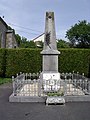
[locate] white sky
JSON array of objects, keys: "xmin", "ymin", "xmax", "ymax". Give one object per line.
[{"xmin": 0, "ymin": 0, "xmax": 90, "ymax": 40}]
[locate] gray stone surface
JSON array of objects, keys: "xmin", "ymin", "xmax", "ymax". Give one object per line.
[
  {"xmin": 6, "ymin": 30, "xmax": 17, "ymax": 48},
  {"xmin": 9, "ymin": 92, "xmax": 90, "ymax": 103},
  {"xmin": 65, "ymin": 95, "xmax": 90, "ymax": 102},
  {"xmin": 9, "ymin": 94, "xmax": 46, "ymax": 102},
  {"xmin": 41, "ymin": 12, "xmax": 60, "ymax": 74},
  {"xmin": 0, "ymin": 17, "xmax": 7, "ymax": 48},
  {"xmin": 0, "ymin": 17, "xmax": 17, "ymax": 48},
  {"xmin": 46, "ymin": 96, "xmax": 65, "ymax": 105},
  {"xmin": 1, "ymin": 83, "xmax": 90, "ymax": 120}
]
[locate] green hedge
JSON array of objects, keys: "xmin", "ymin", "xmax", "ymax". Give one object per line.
[
  {"xmin": 59, "ymin": 49, "xmax": 90, "ymax": 76},
  {"xmin": 0, "ymin": 49, "xmax": 6, "ymax": 77},
  {"xmin": 5, "ymin": 48, "xmax": 42, "ymax": 77},
  {"xmin": 0, "ymin": 48, "xmax": 90, "ymax": 77}
]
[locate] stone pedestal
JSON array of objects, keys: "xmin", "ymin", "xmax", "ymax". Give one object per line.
[
  {"xmin": 41, "ymin": 12, "xmax": 60, "ymax": 81},
  {"xmin": 46, "ymin": 96, "xmax": 65, "ymax": 105}
]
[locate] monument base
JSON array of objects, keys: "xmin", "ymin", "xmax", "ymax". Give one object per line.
[
  {"xmin": 40, "ymin": 72, "xmax": 60, "ymax": 80},
  {"xmin": 40, "ymin": 72, "xmax": 61, "ymax": 92}
]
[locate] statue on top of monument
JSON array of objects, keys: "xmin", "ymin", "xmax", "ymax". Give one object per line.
[{"xmin": 45, "ymin": 31, "xmax": 51, "ymax": 49}]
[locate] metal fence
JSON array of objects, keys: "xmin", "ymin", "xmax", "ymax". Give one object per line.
[
  {"xmin": 12, "ymin": 72, "xmax": 40, "ymax": 96},
  {"xmin": 12, "ymin": 72, "xmax": 90, "ymax": 97},
  {"xmin": 60, "ymin": 72, "xmax": 86, "ymax": 80}
]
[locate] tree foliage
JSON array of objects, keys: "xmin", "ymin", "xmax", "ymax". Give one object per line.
[
  {"xmin": 66, "ymin": 20, "xmax": 90, "ymax": 48},
  {"xmin": 20, "ymin": 39, "xmax": 36, "ymax": 48},
  {"xmin": 15, "ymin": 34, "xmax": 21, "ymax": 47},
  {"xmin": 15, "ymin": 35, "xmax": 36, "ymax": 48},
  {"xmin": 57, "ymin": 39, "xmax": 70, "ymax": 48}
]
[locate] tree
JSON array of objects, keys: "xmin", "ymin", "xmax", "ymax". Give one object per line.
[
  {"xmin": 20, "ymin": 39, "xmax": 36, "ymax": 48},
  {"xmin": 15, "ymin": 34, "xmax": 22, "ymax": 47},
  {"xmin": 66, "ymin": 20, "xmax": 90, "ymax": 48},
  {"xmin": 19, "ymin": 37, "xmax": 28, "ymax": 48},
  {"xmin": 0, "ymin": 32, "xmax": 1, "ymax": 47},
  {"xmin": 57, "ymin": 39, "xmax": 70, "ymax": 48},
  {"xmin": 28, "ymin": 41, "xmax": 36, "ymax": 48}
]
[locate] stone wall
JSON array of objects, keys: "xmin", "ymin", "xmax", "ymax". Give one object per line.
[
  {"xmin": 6, "ymin": 30, "xmax": 17, "ymax": 48},
  {"xmin": 0, "ymin": 19, "xmax": 7, "ymax": 48},
  {"xmin": 0, "ymin": 17, "xmax": 17, "ymax": 48}
]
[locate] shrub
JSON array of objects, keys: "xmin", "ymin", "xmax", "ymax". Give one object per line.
[
  {"xmin": 58, "ymin": 49, "xmax": 90, "ymax": 77},
  {"xmin": 0, "ymin": 49, "xmax": 6, "ymax": 77},
  {"xmin": 5, "ymin": 48, "xmax": 42, "ymax": 77},
  {"xmin": 0, "ymin": 48, "xmax": 90, "ymax": 78},
  {"xmin": 0, "ymin": 77, "xmax": 11, "ymax": 85}
]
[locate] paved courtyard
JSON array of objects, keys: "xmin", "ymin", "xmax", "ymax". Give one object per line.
[{"xmin": 0, "ymin": 83, "xmax": 90, "ymax": 120}]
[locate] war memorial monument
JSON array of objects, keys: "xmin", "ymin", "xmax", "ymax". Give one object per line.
[{"xmin": 9, "ymin": 12, "xmax": 90, "ymax": 104}]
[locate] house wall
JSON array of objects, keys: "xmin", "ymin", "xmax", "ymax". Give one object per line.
[
  {"xmin": 33, "ymin": 34, "xmax": 44, "ymax": 47},
  {"xmin": 33, "ymin": 34, "xmax": 44, "ymax": 42},
  {"xmin": 0, "ymin": 20, "xmax": 7, "ymax": 48},
  {"xmin": 6, "ymin": 32, "xmax": 17, "ymax": 48}
]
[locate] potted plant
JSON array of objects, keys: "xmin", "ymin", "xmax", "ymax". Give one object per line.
[
  {"xmin": 47, "ymin": 91, "xmax": 64, "ymax": 97},
  {"xmin": 46, "ymin": 91, "xmax": 65, "ymax": 105}
]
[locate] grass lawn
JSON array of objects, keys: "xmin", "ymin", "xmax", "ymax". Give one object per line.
[{"xmin": 0, "ymin": 78, "xmax": 12, "ymax": 85}]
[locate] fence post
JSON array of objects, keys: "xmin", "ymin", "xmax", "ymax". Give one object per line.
[
  {"xmin": 20, "ymin": 72, "xmax": 22, "ymax": 75},
  {"xmin": 38, "ymin": 79, "xmax": 41, "ymax": 97},
  {"xmin": 25, "ymin": 73, "xmax": 28, "ymax": 80},
  {"xmin": 36, "ymin": 72, "xmax": 39, "ymax": 79},
  {"xmin": 29, "ymin": 73, "xmax": 31, "ymax": 80},
  {"xmin": 72, "ymin": 71, "xmax": 74, "ymax": 79},
  {"xmin": 88, "ymin": 80, "xmax": 90, "ymax": 93},
  {"xmin": 12, "ymin": 76, "xmax": 16, "ymax": 96},
  {"xmin": 64, "ymin": 78, "xmax": 67, "ymax": 96}
]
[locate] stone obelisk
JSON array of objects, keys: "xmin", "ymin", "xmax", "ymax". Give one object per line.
[{"xmin": 41, "ymin": 12, "xmax": 60, "ymax": 80}]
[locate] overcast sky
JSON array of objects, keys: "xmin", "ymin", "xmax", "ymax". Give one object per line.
[{"xmin": 0, "ymin": 0, "xmax": 90, "ymax": 40}]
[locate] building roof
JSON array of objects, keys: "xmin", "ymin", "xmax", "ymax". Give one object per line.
[
  {"xmin": 32, "ymin": 33, "xmax": 45, "ymax": 42},
  {"xmin": 6, "ymin": 29, "xmax": 14, "ymax": 33},
  {"xmin": 0, "ymin": 17, "xmax": 8, "ymax": 29}
]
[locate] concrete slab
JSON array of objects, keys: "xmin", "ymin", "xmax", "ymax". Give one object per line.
[{"xmin": 9, "ymin": 94, "xmax": 46, "ymax": 102}]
